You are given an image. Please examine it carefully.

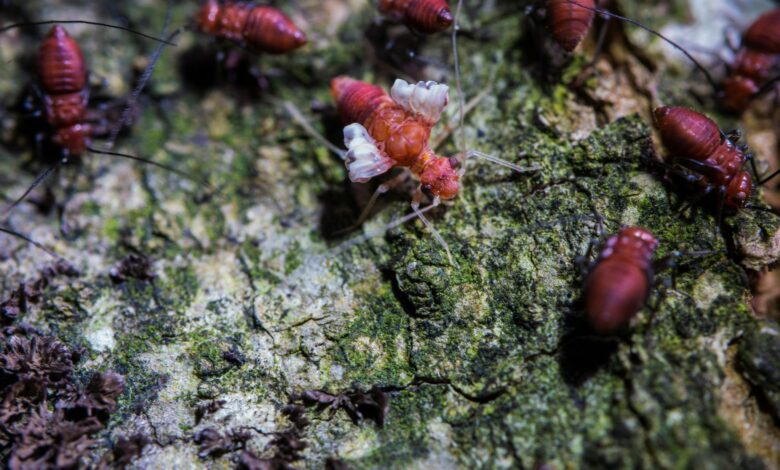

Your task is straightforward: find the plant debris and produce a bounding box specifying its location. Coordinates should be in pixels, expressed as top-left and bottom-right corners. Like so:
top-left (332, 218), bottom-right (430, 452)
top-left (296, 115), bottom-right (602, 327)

top-left (194, 399), bottom-right (226, 425)
top-left (97, 433), bottom-right (151, 469)
top-left (194, 427), bottom-right (251, 459)
top-left (1, 261), bottom-right (78, 326)
top-left (109, 253), bottom-right (155, 284)
top-left (292, 387), bottom-right (389, 427)
top-left (0, 265), bottom-right (126, 469)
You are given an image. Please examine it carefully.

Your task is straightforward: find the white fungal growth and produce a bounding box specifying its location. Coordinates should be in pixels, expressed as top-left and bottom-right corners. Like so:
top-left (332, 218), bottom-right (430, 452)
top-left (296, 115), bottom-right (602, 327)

top-left (390, 79), bottom-right (449, 124)
top-left (343, 123), bottom-right (394, 183)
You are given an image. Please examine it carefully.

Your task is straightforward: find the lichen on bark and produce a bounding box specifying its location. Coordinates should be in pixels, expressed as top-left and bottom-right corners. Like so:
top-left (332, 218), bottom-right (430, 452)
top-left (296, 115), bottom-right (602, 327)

top-left (1, 0), bottom-right (779, 469)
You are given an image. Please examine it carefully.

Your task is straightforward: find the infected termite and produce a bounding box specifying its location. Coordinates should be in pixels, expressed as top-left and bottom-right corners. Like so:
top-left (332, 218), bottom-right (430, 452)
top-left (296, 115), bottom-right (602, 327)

top-left (196, 0), bottom-right (307, 54)
top-left (330, 76), bottom-right (535, 263)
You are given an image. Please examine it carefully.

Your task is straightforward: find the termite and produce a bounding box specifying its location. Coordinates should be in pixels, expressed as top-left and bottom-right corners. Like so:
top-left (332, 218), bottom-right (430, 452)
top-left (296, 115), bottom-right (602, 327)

top-left (3, 25), bottom-right (202, 216)
top-left (378, 0), bottom-right (454, 34)
top-left (580, 226), bottom-right (718, 334)
top-left (546, 0), bottom-right (596, 52)
top-left (330, 76), bottom-right (535, 264)
top-left (652, 106), bottom-right (779, 216)
top-left (582, 226), bottom-right (658, 335)
top-left (720, 7), bottom-right (780, 113)
top-left (196, 0), bottom-right (307, 54)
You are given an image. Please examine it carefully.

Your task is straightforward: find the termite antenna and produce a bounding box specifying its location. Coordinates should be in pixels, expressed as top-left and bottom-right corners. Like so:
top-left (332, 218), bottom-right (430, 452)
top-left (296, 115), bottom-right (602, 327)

top-left (332, 202), bottom-right (439, 256)
top-left (106, 1), bottom-right (180, 149)
top-left (0, 226), bottom-right (62, 260)
top-left (452, 0), bottom-right (466, 151)
top-left (282, 101), bottom-right (346, 159)
top-left (2, 160), bottom-right (64, 219)
top-left (0, 20), bottom-right (178, 46)
top-left (754, 73), bottom-right (780, 100)
top-left (757, 168), bottom-right (780, 186)
top-left (462, 150), bottom-right (540, 174)
top-left (564, 0), bottom-right (719, 91)
top-left (86, 147), bottom-right (213, 190)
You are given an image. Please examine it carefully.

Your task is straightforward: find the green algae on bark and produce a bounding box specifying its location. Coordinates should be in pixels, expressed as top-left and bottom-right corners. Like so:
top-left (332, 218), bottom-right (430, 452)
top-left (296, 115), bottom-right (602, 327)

top-left (0, 0), bottom-right (779, 469)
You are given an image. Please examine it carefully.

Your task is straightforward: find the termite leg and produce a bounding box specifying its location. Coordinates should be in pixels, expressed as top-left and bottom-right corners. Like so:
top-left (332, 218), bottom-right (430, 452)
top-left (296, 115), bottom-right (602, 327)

top-left (334, 171), bottom-right (410, 236)
top-left (411, 190), bottom-right (456, 267)
top-left (587, 16), bottom-right (611, 77)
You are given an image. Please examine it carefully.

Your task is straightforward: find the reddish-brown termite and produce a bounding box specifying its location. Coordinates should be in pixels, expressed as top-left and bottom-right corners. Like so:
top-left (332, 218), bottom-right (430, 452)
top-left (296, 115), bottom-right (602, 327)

top-left (720, 7), bottom-right (780, 113)
top-left (378, 0), bottom-right (455, 34)
top-left (196, 0), bottom-right (308, 54)
top-left (580, 226), bottom-right (718, 335)
top-left (3, 25), bottom-right (204, 217)
top-left (582, 226), bottom-right (659, 334)
top-left (653, 106), bottom-right (780, 218)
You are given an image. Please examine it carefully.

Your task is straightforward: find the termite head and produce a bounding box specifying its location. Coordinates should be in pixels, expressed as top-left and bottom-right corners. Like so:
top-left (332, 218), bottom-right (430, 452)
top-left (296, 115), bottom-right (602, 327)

top-left (719, 76), bottom-right (759, 113)
top-left (420, 154), bottom-right (459, 200)
top-left (197, 0), bottom-right (221, 34)
top-left (53, 124), bottom-right (90, 157)
top-left (725, 170), bottom-right (753, 209)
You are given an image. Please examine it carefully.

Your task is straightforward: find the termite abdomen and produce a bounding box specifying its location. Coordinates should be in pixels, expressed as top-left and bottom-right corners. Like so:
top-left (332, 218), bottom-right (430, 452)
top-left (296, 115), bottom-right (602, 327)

top-left (583, 227), bottom-right (658, 335)
top-left (379, 0), bottom-right (454, 34)
top-left (37, 25), bottom-right (90, 156)
top-left (653, 106), bottom-right (721, 160)
top-left (330, 77), bottom-right (389, 125)
top-left (37, 25), bottom-right (86, 95)
top-left (197, 0), bottom-right (307, 54)
top-left (743, 8), bottom-right (780, 53)
top-left (547, 0), bottom-right (596, 52)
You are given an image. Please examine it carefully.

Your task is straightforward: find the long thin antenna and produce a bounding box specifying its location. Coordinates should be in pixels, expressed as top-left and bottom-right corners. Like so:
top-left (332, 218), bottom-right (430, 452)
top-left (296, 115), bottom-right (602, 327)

top-left (0, 226), bottom-right (61, 259)
top-left (758, 168), bottom-right (780, 186)
top-left (86, 146), bottom-right (211, 189)
top-left (466, 150), bottom-right (540, 174)
top-left (0, 21), bottom-right (177, 46)
top-left (452, 0), bottom-right (466, 152)
top-left (2, 159), bottom-right (63, 219)
top-left (106, 4), bottom-right (179, 149)
top-left (565, 0), bottom-right (718, 90)
top-left (282, 101), bottom-right (346, 159)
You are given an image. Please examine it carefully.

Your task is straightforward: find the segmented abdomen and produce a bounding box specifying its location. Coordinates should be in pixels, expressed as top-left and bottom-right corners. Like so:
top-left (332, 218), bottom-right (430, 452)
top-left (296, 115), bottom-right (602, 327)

top-left (378, 0), bottom-right (454, 34)
top-left (584, 227), bottom-right (658, 334)
top-left (197, 0), bottom-right (307, 54)
top-left (547, 0), bottom-right (596, 52)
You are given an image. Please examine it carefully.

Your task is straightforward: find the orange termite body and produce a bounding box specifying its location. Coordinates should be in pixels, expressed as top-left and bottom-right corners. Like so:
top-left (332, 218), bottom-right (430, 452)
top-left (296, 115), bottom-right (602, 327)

top-left (583, 227), bottom-right (658, 335)
top-left (197, 0), bottom-right (307, 54)
top-left (654, 106), bottom-right (752, 210)
top-left (547, 0), bottom-right (596, 52)
top-left (721, 8), bottom-right (780, 112)
top-left (330, 76), bottom-right (459, 200)
top-left (378, 0), bottom-right (454, 34)
top-left (37, 25), bottom-right (90, 157)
